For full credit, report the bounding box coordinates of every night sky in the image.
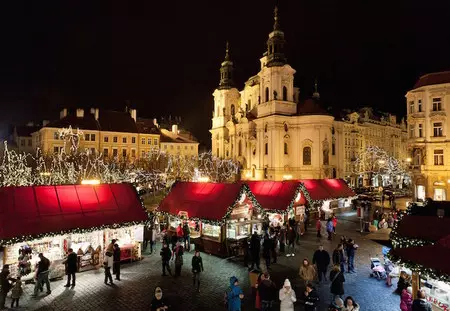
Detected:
[1,0,450,146]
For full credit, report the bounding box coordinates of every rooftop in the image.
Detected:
[413,71,450,89]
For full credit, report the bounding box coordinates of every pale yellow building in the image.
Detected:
[32,108,198,160]
[406,71,450,201]
[159,125,199,156]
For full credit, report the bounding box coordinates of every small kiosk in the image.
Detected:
[0,183,149,280]
[158,182,264,257]
[389,201,450,311]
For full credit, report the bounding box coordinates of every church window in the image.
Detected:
[264,124,268,133]
[231,104,235,116]
[216,148,219,156]
[303,147,311,165]
[264,168,268,179]
[226,150,229,157]
[248,99,251,109]
[238,140,242,156]
[283,86,288,101]
[265,143,268,155]
[284,143,288,155]
[252,167,256,178]
[284,123,288,132]
[265,87,269,102]
[332,142,336,156]
[332,168,337,178]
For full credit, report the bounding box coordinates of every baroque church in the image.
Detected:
[210,7,338,181]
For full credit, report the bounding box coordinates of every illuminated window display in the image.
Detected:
[420,277,450,310]
[202,224,221,238]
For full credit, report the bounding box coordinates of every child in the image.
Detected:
[11,276,23,308]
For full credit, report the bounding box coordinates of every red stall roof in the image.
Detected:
[246,181,306,211]
[297,179,333,201]
[391,235,450,276]
[158,182,250,221]
[320,179,355,198]
[396,215,450,242]
[0,183,148,244]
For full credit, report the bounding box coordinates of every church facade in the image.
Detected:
[210,8,407,182]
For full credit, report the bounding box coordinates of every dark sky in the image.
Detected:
[1,0,450,146]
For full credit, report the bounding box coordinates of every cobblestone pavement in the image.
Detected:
[6,210,401,311]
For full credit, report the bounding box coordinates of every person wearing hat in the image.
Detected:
[225,276,244,311]
[150,287,169,311]
[279,279,296,311]
[328,297,345,311]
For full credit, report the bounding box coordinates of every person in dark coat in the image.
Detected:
[160,243,172,276]
[0,266,14,309]
[269,228,277,264]
[113,243,121,281]
[345,239,358,273]
[329,265,345,300]
[249,232,261,271]
[312,245,330,282]
[144,224,152,251]
[412,289,432,311]
[332,244,346,274]
[151,287,170,311]
[304,282,319,311]
[286,226,296,257]
[182,221,191,251]
[63,248,78,287]
[191,251,204,292]
[258,272,277,311]
[262,234,272,269]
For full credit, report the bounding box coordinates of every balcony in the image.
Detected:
[410,111,425,119]
[429,110,446,118]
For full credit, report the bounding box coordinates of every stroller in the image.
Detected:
[370,257,387,279]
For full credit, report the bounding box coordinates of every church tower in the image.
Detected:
[211,42,240,158]
[256,7,297,118]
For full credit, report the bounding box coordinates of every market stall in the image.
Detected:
[158,181,264,257]
[0,183,149,280]
[389,201,450,310]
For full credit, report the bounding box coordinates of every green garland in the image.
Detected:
[0,183,152,246]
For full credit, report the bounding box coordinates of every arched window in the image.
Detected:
[284,123,288,132]
[238,140,242,156]
[332,168,337,178]
[264,168,268,179]
[216,148,219,156]
[252,166,256,178]
[265,143,268,155]
[265,87,269,102]
[284,142,288,155]
[231,104,235,116]
[264,124,268,133]
[303,147,311,165]
[283,86,288,101]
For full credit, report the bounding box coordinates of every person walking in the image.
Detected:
[286,226,296,257]
[332,244,346,275]
[279,225,286,254]
[259,272,277,311]
[225,276,244,311]
[172,242,184,277]
[113,243,121,281]
[103,250,114,285]
[249,231,261,271]
[304,282,319,311]
[312,245,330,282]
[191,251,204,292]
[150,224,158,254]
[345,239,358,273]
[32,253,51,297]
[316,218,322,238]
[262,234,272,269]
[151,287,170,311]
[329,265,345,301]
[10,275,22,308]
[400,287,413,311]
[279,279,296,311]
[299,258,316,285]
[255,273,264,310]
[160,243,172,276]
[326,218,334,241]
[0,266,13,309]
[144,224,152,252]
[176,223,184,242]
[63,248,77,287]
[332,215,338,235]
[183,221,191,251]
[412,289,433,311]
[270,229,278,264]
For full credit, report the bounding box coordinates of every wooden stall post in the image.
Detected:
[411,271,420,299]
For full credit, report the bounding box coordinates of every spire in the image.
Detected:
[273,6,280,31]
[218,41,235,90]
[266,6,287,67]
[313,79,320,100]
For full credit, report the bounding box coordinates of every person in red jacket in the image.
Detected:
[176,224,184,242]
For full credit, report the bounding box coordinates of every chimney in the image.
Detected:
[60,108,67,119]
[153,118,159,128]
[129,109,137,122]
[43,120,50,127]
[172,124,178,135]
[76,108,84,118]
[90,108,99,120]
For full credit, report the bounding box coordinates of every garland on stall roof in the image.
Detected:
[387,251,450,284]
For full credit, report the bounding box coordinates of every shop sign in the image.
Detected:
[178,211,189,219]
[296,206,305,216]
[426,296,449,311]
[232,206,249,216]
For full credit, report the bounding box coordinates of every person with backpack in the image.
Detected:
[259,272,277,311]
[225,276,244,311]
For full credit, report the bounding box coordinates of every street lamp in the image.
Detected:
[406,158,412,163]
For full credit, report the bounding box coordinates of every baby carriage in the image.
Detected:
[370,257,387,279]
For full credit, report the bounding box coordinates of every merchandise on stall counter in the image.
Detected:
[421,278,450,311]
